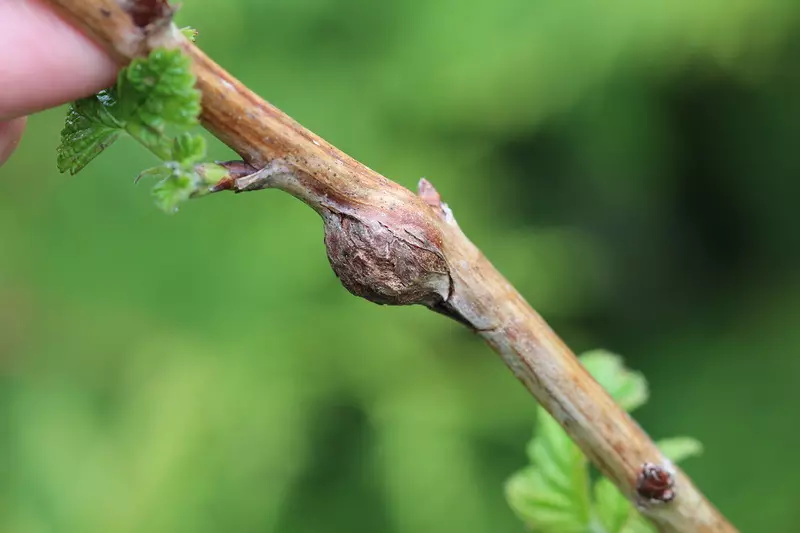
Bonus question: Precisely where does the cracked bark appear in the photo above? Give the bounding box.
[43,1,738,532]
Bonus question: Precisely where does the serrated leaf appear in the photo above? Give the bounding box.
[56,125,120,175]
[508,409,590,532]
[56,92,123,174]
[506,467,588,533]
[657,437,703,463]
[171,133,206,165]
[57,48,202,175]
[620,513,658,533]
[593,477,632,533]
[118,48,201,135]
[581,350,648,412]
[592,477,661,533]
[526,411,584,490]
[72,90,123,129]
[151,168,196,213]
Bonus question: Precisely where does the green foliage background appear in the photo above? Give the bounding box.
[2,1,800,531]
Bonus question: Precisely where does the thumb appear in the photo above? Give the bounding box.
[0,0,118,120]
[0,118,28,166]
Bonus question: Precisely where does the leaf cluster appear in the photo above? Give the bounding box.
[57,43,224,213]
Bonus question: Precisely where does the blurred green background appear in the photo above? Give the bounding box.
[2,0,800,531]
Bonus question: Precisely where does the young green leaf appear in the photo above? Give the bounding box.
[56,91,123,174]
[151,167,197,213]
[506,406,591,532]
[620,514,658,533]
[656,437,703,463]
[599,482,658,533]
[581,350,648,412]
[57,48,202,174]
[171,133,206,165]
[57,47,218,213]
[116,48,201,154]
[593,477,635,533]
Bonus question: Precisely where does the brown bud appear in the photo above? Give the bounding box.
[636,462,675,504]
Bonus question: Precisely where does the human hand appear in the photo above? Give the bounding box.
[0,0,118,166]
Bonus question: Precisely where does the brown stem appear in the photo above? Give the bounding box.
[45,1,737,531]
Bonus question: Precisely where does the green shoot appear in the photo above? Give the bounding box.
[57,47,224,213]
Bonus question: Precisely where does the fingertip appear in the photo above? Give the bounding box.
[0,117,29,167]
[0,0,119,120]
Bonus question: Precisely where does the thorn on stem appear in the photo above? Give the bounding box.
[417,178,458,226]
[216,160,257,177]
[418,178,442,210]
